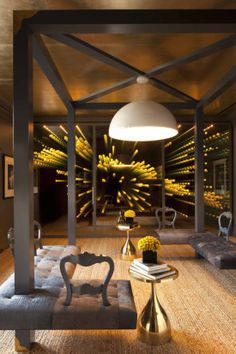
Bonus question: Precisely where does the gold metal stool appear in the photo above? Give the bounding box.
[129,264,178,345]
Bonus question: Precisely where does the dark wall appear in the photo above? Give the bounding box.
[0,106,13,251]
[39,168,67,224]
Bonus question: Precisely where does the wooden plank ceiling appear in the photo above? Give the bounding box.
[0,1,235,119]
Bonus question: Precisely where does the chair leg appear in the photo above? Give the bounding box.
[195,251,203,259]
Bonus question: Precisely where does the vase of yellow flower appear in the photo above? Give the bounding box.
[138,236,161,264]
[124,210,136,226]
[143,250,157,264]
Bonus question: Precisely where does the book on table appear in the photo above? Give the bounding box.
[130,262,170,275]
[133,258,169,273]
[129,265,176,280]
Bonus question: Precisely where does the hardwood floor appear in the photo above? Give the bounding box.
[41,214,195,238]
[0,247,14,284]
[0,237,236,354]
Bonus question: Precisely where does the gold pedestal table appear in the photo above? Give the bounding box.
[118,223,139,261]
[129,265,178,345]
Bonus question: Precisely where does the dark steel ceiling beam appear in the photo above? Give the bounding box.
[34,115,112,124]
[76,78,136,104]
[216,102,236,117]
[149,77,197,102]
[198,66,236,108]
[73,101,196,110]
[34,114,230,124]
[27,10,236,33]
[146,34,236,77]
[52,30,236,107]
[32,34,72,110]
[47,34,142,76]
[48,33,196,103]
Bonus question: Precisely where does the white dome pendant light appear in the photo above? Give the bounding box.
[109,77,178,142]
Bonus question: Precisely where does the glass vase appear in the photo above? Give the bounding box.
[125,217,133,226]
[142,250,157,264]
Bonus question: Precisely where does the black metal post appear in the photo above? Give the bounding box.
[67,107,76,244]
[13,25,35,351]
[232,121,236,234]
[194,106,205,232]
[161,141,166,228]
[92,126,97,227]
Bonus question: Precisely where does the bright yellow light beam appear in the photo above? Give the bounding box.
[76,125,87,140]
[59,125,68,134]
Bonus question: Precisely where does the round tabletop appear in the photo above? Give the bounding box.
[117,222,140,231]
[129,263,178,284]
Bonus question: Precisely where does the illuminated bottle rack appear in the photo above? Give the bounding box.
[165,124,231,227]
[34,123,231,225]
[34,125,159,219]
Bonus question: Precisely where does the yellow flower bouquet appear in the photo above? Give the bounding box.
[138,236,161,264]
[124,210,136,218]
[124,209,136,226]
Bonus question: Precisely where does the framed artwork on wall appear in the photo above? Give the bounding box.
[213,158,227,195]
[3,155,14,198]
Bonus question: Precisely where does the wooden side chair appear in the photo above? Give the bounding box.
[7,227,14,256]
[218,211,232,241]
[60,252,114,306]
[155,207,177,230]
[57,251,137,331]
[33,220,43,250]
[7,220,43,256]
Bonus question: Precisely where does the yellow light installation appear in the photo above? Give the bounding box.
[165,123,230,223]
[35,123,230,223]
[34,125,158,218]
[165,179,192,197]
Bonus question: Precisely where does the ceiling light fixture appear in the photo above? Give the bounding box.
[109,76,178,142]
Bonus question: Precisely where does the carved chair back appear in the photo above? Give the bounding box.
[7,220,43,256]
[7,227,15,256]
[60,252,114,307]
[218,211,232,241]
[155,207,177,230]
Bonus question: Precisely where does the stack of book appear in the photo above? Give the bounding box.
[129,258,176,280]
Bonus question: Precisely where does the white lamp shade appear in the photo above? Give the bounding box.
[109,101,178,141]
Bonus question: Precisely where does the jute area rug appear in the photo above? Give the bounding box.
[0,239,236,354]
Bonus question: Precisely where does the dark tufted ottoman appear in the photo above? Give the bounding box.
[34,245,81,283]
[188,233,236,269]
[0,245,136,332]
[0,245,80,330]
[0,276,136,330]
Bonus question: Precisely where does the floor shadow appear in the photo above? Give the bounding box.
[30,328,231,354]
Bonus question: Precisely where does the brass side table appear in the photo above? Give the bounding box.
[129,264,178,346]
[118,223,139,261]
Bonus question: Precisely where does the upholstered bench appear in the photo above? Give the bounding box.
[188,232,236,269]
[0,245,80,333]
[0,276,136,330]
[0,250,137,352]
[35,245,80,284]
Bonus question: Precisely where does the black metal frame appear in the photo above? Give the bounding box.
[13,9,236,350]
[60,252,114,306]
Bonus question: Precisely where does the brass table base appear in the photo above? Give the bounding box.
[137,283,171,346]
[120,230,136,261]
